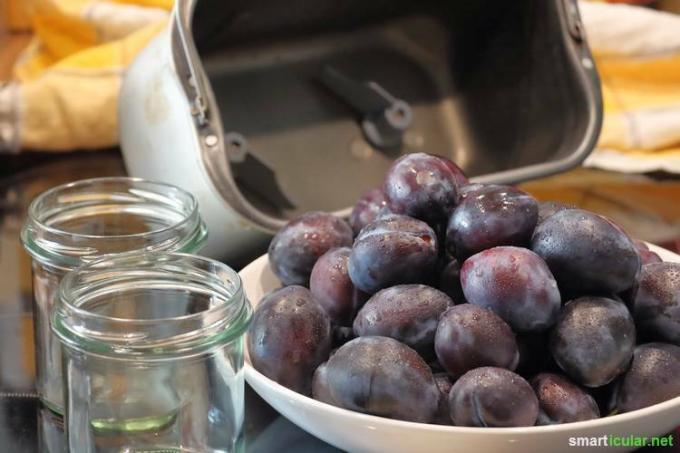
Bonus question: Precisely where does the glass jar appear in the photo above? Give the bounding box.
[21,177,207,414]
[52,253,252,453]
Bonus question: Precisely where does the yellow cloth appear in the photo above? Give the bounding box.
[580,1,680,172]
[0,0,171,152]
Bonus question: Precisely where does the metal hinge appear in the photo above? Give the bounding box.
[171,0,209,127]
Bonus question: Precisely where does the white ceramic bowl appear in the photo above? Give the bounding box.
[239,244,680,453]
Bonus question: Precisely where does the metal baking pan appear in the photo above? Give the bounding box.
[120,0,602,260]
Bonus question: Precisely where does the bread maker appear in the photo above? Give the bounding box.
[119,0,602,262]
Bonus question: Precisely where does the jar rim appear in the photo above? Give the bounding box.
[21,177,207,270]
[29,177,198,240]
[52,253,252,359]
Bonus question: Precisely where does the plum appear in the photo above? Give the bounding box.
[616,343,680,413]
[314,336,440,423]
[383,153,465,225]
[248,286,331,394]
[531,209,640,294]
[633,262,680,345]
[460,246,561,332]
[348,215,438,294]
[448,367,539,427]
[531,373,600,425]
[446,185,538,260]
[550,297,635,387]
[268,212,353,286]
[310,247,368,326]
[435,304,519,378]
[353,284,452,357]
[349,188,390,236]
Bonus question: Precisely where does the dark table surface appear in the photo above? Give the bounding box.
[1,150,679,452]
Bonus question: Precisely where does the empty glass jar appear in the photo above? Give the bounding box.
[52,253,252,453]
[21,177,207,413]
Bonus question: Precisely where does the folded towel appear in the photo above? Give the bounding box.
[0,0,171,153]
[580,1,680,172]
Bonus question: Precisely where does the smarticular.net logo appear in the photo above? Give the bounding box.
[568,434,674,448]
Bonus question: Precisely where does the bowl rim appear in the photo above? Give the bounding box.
[240,243,680,435]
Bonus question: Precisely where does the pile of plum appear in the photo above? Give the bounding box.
[248,153,680,427]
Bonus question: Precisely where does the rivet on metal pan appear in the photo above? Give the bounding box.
[204,134,218,147]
